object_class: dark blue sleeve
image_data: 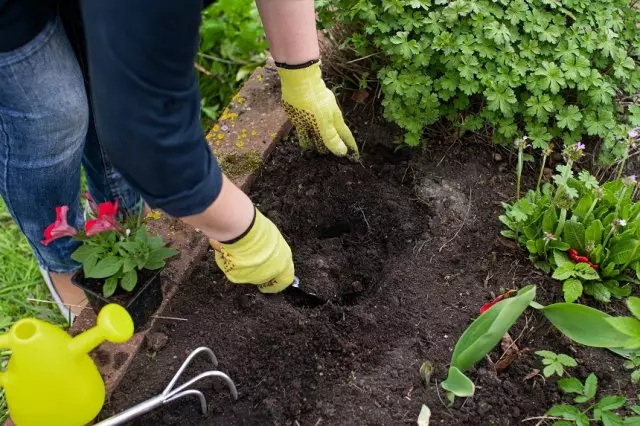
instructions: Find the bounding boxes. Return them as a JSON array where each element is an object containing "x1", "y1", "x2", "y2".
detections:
[{"x1": 80, "y1": 0, "x2": 222, "y2": 217}]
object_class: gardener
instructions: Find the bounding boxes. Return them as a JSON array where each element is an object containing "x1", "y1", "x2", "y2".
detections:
[{"x1": 0, "y1": 0, "x2": 358, "y2": 321}]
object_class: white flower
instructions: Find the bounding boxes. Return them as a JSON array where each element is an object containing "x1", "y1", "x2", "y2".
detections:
[
  {"x1": 126, "y1": 228, "x2": 131, "y2": 237},
  {"x1": 614, "y1": 219, "x2": 627, "y2": 228}
]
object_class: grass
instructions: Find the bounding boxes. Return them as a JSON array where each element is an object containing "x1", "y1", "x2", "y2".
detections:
[{"x1": 0, "y1": 198, "x2": 64, "y2": 423}]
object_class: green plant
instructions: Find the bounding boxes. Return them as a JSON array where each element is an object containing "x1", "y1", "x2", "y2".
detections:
[
  {"x1": 606, "y1": 297, "x2": 640, "y2": 351},
  {"x1": 441, "y1": 286, "x2": 633, "y2": 402},
  {"x1": 536, "y1": 350, "x2": 577, "y2": 378},
  {"x1": 317, "y1": 0, "x2": 640, "y2": 164},
  {"x1": 546, "y1": 374, "x2": 640, "y2": 425},
  {"x1": 197, "y1": 0, "x2": 267, "y2": 127},
  {"x1": 41, "y1": 197, "x2": 178, "y2": 297},
  {"x1": 623, "y1": 354, "x2": 640, "y2": 384},
  {"x1": 501, "y1": 143, "x2": 640, "y2": 303}
]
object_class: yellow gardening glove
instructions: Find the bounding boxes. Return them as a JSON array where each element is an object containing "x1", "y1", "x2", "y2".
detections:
[
  {"x1": 211, "y1": 209, "x2": 294, "y2": 293},
  {"x1": 277, "y1": 61, "x2": 359, "y2": 158}
]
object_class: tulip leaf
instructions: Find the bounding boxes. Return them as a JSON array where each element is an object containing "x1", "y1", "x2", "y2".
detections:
[
  {"x1": 605, "y1": 317, "x2": 640, "y2": 338},
  {"x1": 450, "y1": 285, "x2": 536, "y2": 372},
  {"x1": 541, "y1": 303, "x2": 629, "y2": 347},
  {"x1": 441, "y1": 366, "x2": 475, "y2": 398}
]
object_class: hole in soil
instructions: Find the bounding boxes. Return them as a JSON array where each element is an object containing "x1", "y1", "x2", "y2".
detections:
[
  {"x1": 335, "y1": 275, "x2": 371, "y2": 306},
  {"x1": 319, "y1": 219, "x2": 352, "y2": 239}
]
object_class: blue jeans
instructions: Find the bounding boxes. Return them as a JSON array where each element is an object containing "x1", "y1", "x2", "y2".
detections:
[{"x1": 0, "y1": 15, "x2": 141, "y2": 273}]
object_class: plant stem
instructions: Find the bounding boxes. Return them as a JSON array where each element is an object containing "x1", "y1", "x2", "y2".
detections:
[
  {"x1": 516, "y1": 145, "x2": 524, "y2": 200},
  {"x1": 554, "y1": 208, "x2": 567, "y2": 237},
  {"x1": 602, "y1": 226, "x2": 616, "y2": 249},
  {"x1": 536, "y1": 151, "x2": 548, "y2": 195},
  {"x1": 616, "y1": 152, "x2": 628, "y2": 181}
]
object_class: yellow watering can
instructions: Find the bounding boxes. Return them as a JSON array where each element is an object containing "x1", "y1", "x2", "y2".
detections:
[{"x1": 0, "y1": 304, "x2": 134, "y2": 426}]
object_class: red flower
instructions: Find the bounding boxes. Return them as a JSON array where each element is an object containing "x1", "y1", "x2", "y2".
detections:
[
  {"x1": 84, "y1": 200, "x2": 122, "y2": 237},
  {"x1": 480, "y1": 290, "x2": 517, "y2": 314},
  {"x1": 41, "y1": 206, "x2": 78, "y2": 246}
]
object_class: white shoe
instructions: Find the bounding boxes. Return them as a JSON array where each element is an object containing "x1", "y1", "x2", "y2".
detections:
[{"x1": 40, "y1": 268, "x2": 76, "y2": 324}]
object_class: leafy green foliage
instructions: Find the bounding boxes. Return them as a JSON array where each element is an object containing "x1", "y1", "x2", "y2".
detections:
[
  {"x1": 501, "y1": 145, "x2": 640, "y2": 303},
  {"x1": 72, "y1": 222, "x2": 177, "y2": 298},
  {"x1": 197, "y1": 0, "x2": 267, "y2": 127},
  {"x1": 536, "y1": 350, "x2": 577, "y2": 378},
  {"x1": 606, "y1": 297, "x2": 640, "y2": 351},
  {"x1": 547, "y1": 373, "x2": 640, "y2": 425},
  {"x1": 623, "y1": 353, "x2": 640, "y2": 384},
  {"x1": 317, "y1": 0, "x2": 640, "y2": 163}
]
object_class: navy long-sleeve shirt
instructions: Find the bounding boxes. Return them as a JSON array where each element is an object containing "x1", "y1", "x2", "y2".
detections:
[{"x1": 0, "y1": 0, "x2": 223, "y2": 217}]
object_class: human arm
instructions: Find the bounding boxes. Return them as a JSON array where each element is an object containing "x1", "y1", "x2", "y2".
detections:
[
  {"x1": 255, "y1": 0, "x2": 359, "y2": 158},
  {"x1": 80, "y1": 0, "x2": 293, "y2": 290}
]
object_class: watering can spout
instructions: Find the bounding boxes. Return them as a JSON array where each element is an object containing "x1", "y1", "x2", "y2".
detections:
[{"x1": 69, "y1": 304, "x2": 134, "y2": 357}]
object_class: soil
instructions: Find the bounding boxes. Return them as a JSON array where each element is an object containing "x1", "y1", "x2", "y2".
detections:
[{"x1": 104, "y1": 115, "x2": 638, "y2": 425}]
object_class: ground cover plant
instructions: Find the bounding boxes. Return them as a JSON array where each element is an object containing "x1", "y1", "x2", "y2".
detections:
[
  {"x1": 317, "y1": 0, "x2": 640, "y2": 164},
  {"x1": 501, "y1": 137, "x2": 640, "y2": 303}
]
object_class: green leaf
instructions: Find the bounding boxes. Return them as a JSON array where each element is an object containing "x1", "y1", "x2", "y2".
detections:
[
  {"x1": 632, "y1": 370, "x2": 640, "y2": 384},
  {"x1": 574, "y1": 373, "x2": 597, "y2": 403},
  {"x1": 584, "y1": 282, "x2": 612, "y2": 303},
  {"x1": 449, "y1": 286, "x2": 536, "y2": 372},
  {"x1": 554, "y1": 250, "x2": 574, "y2": 269},
  {"x1": 557, "y1": 354, "x2": 577, "y2": 367},
  {"x1": 601, "y1": 411, "x2": 623, "y2": 426},
  {"x1": 557, "y1": 377, "x2": 583, "y2": 394},
  {"x1": 563, "y1": 221, "x2": 585, "y2": 253},
  {"x1": 609, "y1": 239, "x2": 639, "y2": 265},
  {"x1": 71, "y1": 244, "x2": 98, "y2": 263},
  {"x1": 605, "y1": 317, "x2": 640, "y2": 338},
  {"x1": 585, "y1": 220, "x2": 604, "y2": 245},
  {"x1": 543, "y1": 364, "x2": 559, "y2": 377},
  {"x1": 603, "y1": 281, "x2": 632, "y2": 299},
  {"x1": 103, "y1": 276, "x2": 119, "y2": 298},
  {"x1": 86, "y1": 256, "x2": 123, "y2": 279},
  {"x1": 553, "y1": 267, "x2": 575, "y2": 280},
  {"x1": 574, "y1": 263, "x2": 600, "y2": 280},
  {"x1": 441, "y1": 366, "x2": 475, "y2": 398},
  {"x1": 623, "y1": 416, "x2": 640, "y2": 426},
  {"x1": 563, "y1": 279, "x2": 583, "y2": 303},
  {"x1": 541, "y1": 303, "x2": 630, "y2": 347},
  {"x1": 547, "y1": 404, "x2": 589, "y2": 426},
  {"x1": 556, "y1": 105, "x2": 582, "y2": 131},
  {"x1": 122, "y1": 257, "x2": 136, "y2": 273},
  {"x1": 120, "y1": 269, "x2": 138, "y2": 292},
  {"x1": 535, "y1": 350, "x2": 557, "y2": 359},
  {"x1": 631, "y1": 406, "x2": 640, "y2": 415},
  {"x1": 543, "y1": 207, "x2": 558, "y2": 233},
  {"x1": 628, "y1": 297, "x2": 640, "y2": 320},
  {"x1": 595, "y1": 395, "x2": 627, "y2": 411}
]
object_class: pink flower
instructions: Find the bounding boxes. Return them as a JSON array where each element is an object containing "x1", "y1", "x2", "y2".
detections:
[
  {"x1": 84, "y1": 200, "x2": 123, "y2": 237},
  {"x1": 41, "y1": 206, "x2": 78, "y2": 246}
]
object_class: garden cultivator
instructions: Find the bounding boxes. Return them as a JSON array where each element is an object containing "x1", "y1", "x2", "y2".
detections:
[{"x1": 96, "y1": 347, "x2": 238, "y2": 425}]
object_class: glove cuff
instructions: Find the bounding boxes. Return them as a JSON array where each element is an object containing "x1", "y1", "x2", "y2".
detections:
[
  {"x1": 219, "y1": 207, "x2": 257, "y2": 244},
  {"x1": 274, "y1": 58, "x2": 320, "y2": 70}
]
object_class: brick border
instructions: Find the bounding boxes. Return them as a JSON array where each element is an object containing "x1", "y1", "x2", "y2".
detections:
[{"x1": 69, "y1": 62, "x2": 291, "y2": 396}]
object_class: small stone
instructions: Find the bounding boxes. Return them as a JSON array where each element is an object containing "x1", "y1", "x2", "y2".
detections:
[
  {"x1": 493, "y1": 152, "x2": 503, "y2": 161},
  {"x1": 498, "y1": 164, "x2": 508, "y2": 173},
  {"x1": 350, "y1": 280, "x2": 364, "y2": 292},
  {"x1": 146, "y1": 332, "x2": 169, "y2": 351},
  {"x1": 477, "y1": 401, "x2": 492, "y2": 415},
  {"x1": 390, "y1": 296, "x2": 400, "y2": 306}
]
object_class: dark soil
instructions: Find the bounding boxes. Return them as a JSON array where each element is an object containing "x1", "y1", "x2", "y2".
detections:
[{"x1": 104, "y1": 116, "x2": 638, "y2": 425}]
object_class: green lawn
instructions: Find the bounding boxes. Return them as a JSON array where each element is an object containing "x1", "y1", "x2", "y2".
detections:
[{"x1": 0, "y1": 199, "x2": 63, "y2": 423}]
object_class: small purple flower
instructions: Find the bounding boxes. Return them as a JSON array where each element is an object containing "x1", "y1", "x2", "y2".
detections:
[
  {"x1": 614, "y1": 219, "x2": 627, "y2": 228},
  {"x1": 574, "y1": 142, "x2": 586, "y2": 151},
  {"x1": 622, "y1": 175, "x2": 637, "y2": 186},
  {"x1": 628, "y1": 128, "x2": 640, "y2": 139}
]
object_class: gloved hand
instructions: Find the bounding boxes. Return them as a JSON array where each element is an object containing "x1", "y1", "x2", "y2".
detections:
[
  {"x1": 211, "y1": 208, "x2": 294, "y2": 293},
  {"x1": 277, "y1": 60, "x2": 359, "y2": 158}
]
